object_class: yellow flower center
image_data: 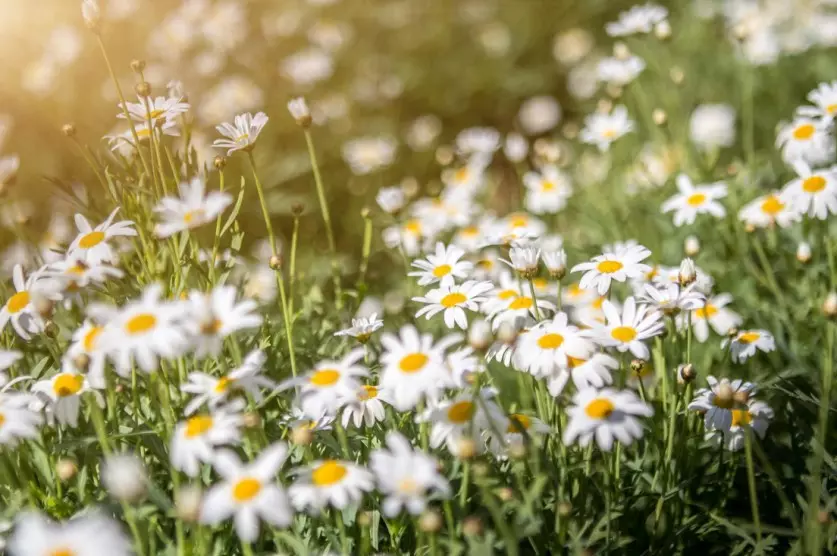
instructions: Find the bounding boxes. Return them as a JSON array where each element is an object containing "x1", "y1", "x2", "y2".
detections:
[
  {"x1": 358, "y1": 385, "x2": 378, "y2": 400},
  {"x1": 232, "y1": 477, "x2": 262, "y2": 502},
  {"x1": 537, "y1": 333, "x2": 564, "y2": 349},
  {"x1": 533, "y1": 277, "x2": 548, "y2": 290},
  {"x1": 214, "y1": 377, "x2": 233, "y2": 394},
  {"x1": 405, "y1": 220, "x2": 421, "y2": 235},
  {"x1": 760, "y1": 195, "x2": 784, "y2": 215},
  {"x1": 67, "y1": 265, "x2": 86, "y2": 276},
  {"x1": 737, "y1": 332, "x2": 760, "y2": 344},
  {"x1": 687, "y1": 193, "x2": 707, "y2": 206},
  {"x1": 148, "y1": 108, "x2": 165, "y2": 119},
  {"x1": 542, "y1": 181, "x2": 555, "y2": 191},
  {"x1": 432, "y1": 264, "x2": 452, "y2": 278},
  {"x1": 567, "y1": 355, "x2": 586, "y2": 368},
  {"x1": 802, "y1": 175, "x2": 826, "y2": 193},
  {"x1": 454, "y1": 168, "x2": 469, "y2": 182},
  {"x1": 509, "y1": 296, "x2": 533, "y2": 310},
  {"x1": 185, "y1": 415, "x2": 213, "y2": 437},
  {"x1": 125, "y1": 313, "x2": 157, "y2": 335},
  {"x1": 312, "y1": 460, "x2": 347, "y2": 486},
  {"x1": 397, "y1": 478, "x2": 420, "y2": 494},
  {"x1": 510, "y1": 214, "x2": 529, "y2": 227},
  {"x1": 53, "y1": 374, "x2": 84, "y2": 397},
  {"x1": 611, "y1": 326, "x2": 637, "y2": 342},
  {"x1": 585, "y1": 398, "x2": 615, "y2": 419},
  {"x1": 596, "y1": 260, "x2": 623, "y2": 274},
  {"x1": 49, "y1": 548, "x2": 75, "y2": 556},
  {"x1": 731, "y1": 409, "x2": 752, "y2": 427},
  {"x1": 310, "y1": 369, "x2": 341, "y2": 387},
  {"x1": 235, "y1": 133, "x2": 250, "y2": 143},
  {"x1": 446, "y1": 400, "x2": 475, "y2": 424},
  {"x1": 694, "y1": 304, "x2": 718, "y2": 319},
  {"x1": 78, "y1": 231, "x2": 106, "y2": 249},
  {"x1": 713, "y1": 395, "x2": 734, "y2": 410},
  {"x1": 602, "y1": 128, "x2": 617, "y2": 139},
  {"x1": 793, "y1": 123, "x2": 815, "y2": 140},
  {"x1": 0, "y1": 413, "x2": 5, "y2": 427},
  {"x1": 7, "y1": 291, "x2": 30, "y2": 314},
  {"x1": 497, "y1": 289, "x2": 518, "y2": 300},
  {"x1": 507, "y1": 413, "x2": 531, "y2": 433},
  {"x1": 83, "y1": 326, "x2": 103, "y2": 352},
  {"x1": 399, "y1": 353, "x2": 428, "y2": 373},
  {"x1": 183, "y1": 209, "x2": 206, "y2": 224},
  {"x1": 827, "y1": 104, "x2": 837, "y2": 114},
  {"x1": 441, "y1": 292, "x2": 467, "y2": 307}
]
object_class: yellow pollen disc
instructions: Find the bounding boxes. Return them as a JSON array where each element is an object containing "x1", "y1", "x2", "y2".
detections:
[
  {"x1": 149, "y1": 109, "x2": 165, "y2": 119},
  {"x1": 454, "y1": 168, "x2": 469, "y2": 181},
  {"x1": 399, "y1": 353, "x2": 428, "y2": 373},
  {"x1": 793, "y1": 123, "x2": 815, "y2": 140},
  {"x1": 185, "y1": 415, "x2": 213, "y2": 437},
  {"x1": 7, "y1": 291, "x2": 30, "y2": 314},
  {"x1": 533, "y1": 277, "x2": 548, "y2": 289},
  {"x1": 731, "y1": 409, "x2": 752, "y2": 427},
  {"x1": 567, "y1": 283, "x2": 583, "y2": 297},
  {"x1": 432, "y1": 264, "x2": 452, "y2": 278},
  {"x1": 358, "y1": 385, "x2": 378, "y2": 400},
  {"x1": 686, "y1": 193, "x2": 706, "y2": 206},
  {"x1": 446, "y1": 400, "x2": 475, "y2": 424},
  {"x1": 537, "y1": 333, "x2": 564, "y2": 349},
  {"x1": 53, "y1": 374, "x2": 84, "y2": 397},
  {"x1": 510, "y1": 214, "x2": 529, "y2": 227},
  {"x1": 405, "y1": 220, "x2": 421, "y2": 234},
  {"x1": 761, "y1": 195, "x2": 784, "y2": 215},
  {"x1": 477, "y1": 259, "x2": 494, "y2": 270},
  {"x1": 596, "y1": 260, "x2": 623, "y2": 274},
  {"x1": 214, "y1": 377, "x2": 234, "y2": 394},
  {"x1": 125, "y1": 313, "x2": 157, "y2": 335},
  {"x1": 441, "y1": 292, "x2": 467, "y2": 307},
  {"x1": 201, "y1": 319, "x2": 223, "y2": 335},
  {"x1": 83, "y1": 326, "x2": 103, "y2": 352},
  {"x1": 567, "y1": 355, "x2": 586, "y2": 368},
  {"x1": 312, "y1": 460, "x2": 347, "y2": 486},
  {"x1": 737, "y1": 332, "x2": 760, "y2": 344},
  {"x1": 235, "y1": 133, "x2": 250, "y2": 142},
  {"x1": 542, "y1": 181, "x2": 555, "y2": 191},
  {"x1": 694, "y1": 304, "x2": 718, "y2": 319},
  {"x1": 713, "y1": 395, "x2": 734, "y2": 410},
  {"x1": 232, "y1": 477, "x2": 262, "y2": 502},
  {"x1": 646, "y1": 266, "x2": 659, "y2": 280},
  {"x1": 509, "y1": 296, "x2": 533, "y2": 310},
  {"x1": 802, "y1": 175, "x2": 826, "y2": 193},
  {"x1": 828, "y1": 104, "x2": 837, "y2": 114},
  {"x1": 498, "y1": 289, "x2": 518, "y2": 300},
  {"x1": 78, "y1": 231, "x2": 105, "y2": 249},
  {"x1": 0, "y1": 413, "x2": 5, "y2": 427},
  {"x1": 310, "y1": 369, "x2": 341, "y2": 387},
  {"x1": 397, "y1": 478, "x2": 420, "y2": 494},
  {"x1": 462, "y1": 226, "x2": 479, "y2": 236},
  {"x1": 611, "y1": 326, "x2": 637, "y2": 342},
  {"x1": 67, "y1": 265, "x2": 85, "y2": 276},
  {"x1": 507, "y1": 414, "x2": 531, "y2": 433},
  {"x1": 602, "y1": 128, "x2": 617, "y2": 139},
  {"x1": 136, "y1": 127, "x2": 151, "y2": 139},
  {"x1": 183, "y1": 210, "x2": 202, "y2": 224},
  {"x1": 585, "y1": 398, "x2": 615, "y2": 419},
  {"x1": 49, "y1": 548, "x2": 75, "y2": 556},
  {"x1": 592, "y1": 297, "x2": 605, "y2": 309}
]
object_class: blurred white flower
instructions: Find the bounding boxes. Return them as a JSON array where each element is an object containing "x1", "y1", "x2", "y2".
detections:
[
  {"x1": 689, "y1": 104, "x2": 736, "y2": 150},
  {"x1": 518, "y1": 96, "x2": 562, "y2": 135}
]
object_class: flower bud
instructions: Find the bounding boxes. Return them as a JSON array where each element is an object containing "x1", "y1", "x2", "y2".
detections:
[
  {"x1": 287, "y1": 97, "x2": 312, "y2": 127},
  {"x1": 468, "y1": 319, "x2": 493, "y2": 351},
  {"x1": 134, "y1": 82, "x2": 151, "y2": 98},
  {"x1": 678, "y1": 258, "x2": 696, "y2": 287},
  {"x1": 496, "y1": 487, "x2": 514, "y2": 502},
  {"x1": 557, "y1": 501, "x2": 572, "y2": 517},
  {"x1": 357, "y1": 511, "x2": 373, "y2": 527},
  {"x1": 715, "y1": 383, "x2": 734, "y2": 409},
  {"x1": 684, "y1": 235, "x2": 700, "y2": 256},
  {"x1": 823, "y1": 292, "x2": 837, "y2": 318},
  {"x1": 269, "y1": 255, "x2": 282, "y2": 270},
  {"x1": 62, "y1": 124, "x2": 77, "y2": 138},
  {"x1": 56, "y1": 459, "x2": 78, "y2": 482},
  {"x1": 290, "y1": 426, "x2": 313, "y2": 446},
  {"x1": 652, "y1": 109, "x2": 667, "y2": 125},
  {"x1": 73, "y1": 354, "x2": 91, "y2": 372},
  {"x1": 419, "y1": 510, "x2": 443, "y2": 533},
  {"x1": 81, "y1": 0, "x2": 101, "y2": 31},
  {"x1": 102, "y1": 453, "x2": 147, "y2": 503},
  {"x1": 496, "y1": 322, "x2": 518, "y2": 345},
  {"x1": 670, "y1": 67, "x2": 685, "y2": 85},
  {"x1": 213, "y1": 155, "x2": 227, "y2": 170},
  {"x1": 613, "y1": 42, "x2": 631, "y2": 60},
  {"x1": 455, "y1": 438, "x2": 477, "y2": 460},
  {"x1": 130, "y1": 59, "x2": 146, "y2": 73},
  {"x1": 435, "y1": 145, "x2": 454, "y2": 166},
  {"x1": 360, "y1": 207, "x2": 371, "y2": 219},
  {"x1": 462, "y1": 516, "x2": 483, "y2": 537},
  {"x1": 544, "y1": 249, "x2": 567, "y2": 279},
  {"x1": 676, "y1": 363, "x2": 696, "y2": 385},
  {"x1": 242, "y1": 412, "x2": 261, "y2": 428},
  {"x1": 43, "y1": 320, "x2": 59, "y2": 339},
  {"x1": 630, "y1": 359, "x2": 646, "y2": 374},
  {"x1": 797, "y1": 242, "x2": 811, "y2": 263},
  {"x1": 291, "y1": 203, "x2": 305, "y2": 216},
  {"x1": 175, "y1": 485, "x2": 203, "y2": 522},
  {"x1": 654, "y1": 20, "x2": 671, "y2": 40}
]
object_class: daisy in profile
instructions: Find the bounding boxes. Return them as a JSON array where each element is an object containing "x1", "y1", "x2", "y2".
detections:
[
  {"x1": 290, "y1": 459, "x2": 375, "y2": 512},
  {"x1": 490, "y1": 212, "x2": 546, "y2": 244},
  {"x1": 200, "y1": 443, "x2": 293, "y2": 542},
  {"x1": 379, "y1": 325, "x2": 461, "y2": 411},
  {"x1": 67, "y1": 207, "x2": 137, "y2": 265},
  {"x1": 639, "y1": 282, "x2": 705, "y2": 316},
  {"x1": 213, "y1": 112, "x2": 269, "y2": 154},
  {"x1": 502, "y1": 245, "x2": 541, "y2": 278},
  {"x1": 334, "y1": 313, "x2": 383, "y2": 344},
  {"x1": 421, "y1": 389, "x2": 507, "y2": 455},
  {"x1": 7, "y1": 511, "x2": 131, "y2": 556},
  {"x1": 182, "y1": 350, "x2": 274, "y2": 415},
  {"x1": 581, "y1": 104, "x2": 634, "y2": 151},
  {"x1": 563, "y1": 387, "x2": 653, "y2": 451},
  {"x1": 413, "y1": 280, "x2": 493, "y2": 329},
  {"x1": 677, "y1": 293, "x2": 741, "y2": 342},
  {"x1": 370, "y1": 431, "x2": 451, "y2": 516},
  {"x1": 605, "y1": 3, "x2": 668, "y2": 36},
  {"x1": 283, "y1": 406, "x2": 334, "y2": 433},
  {"x1": 0, "y1": 264, "x2": 62, "y2": 340},
  {"x1": 780, "y1": 161, "x2": 837, "y2": 220},
  {"x1": 338, "y1": 383, "x2": 391, "y2": 428},
  {"x1": 47, "y1": 257, "x2": 123, "y2": 305},
  {"x1": 546, "y1": 351, "x2": 617, "y2": 397},
  {"x1": 776, "y1": 116, "x2": 834, "y2": 165},
  {"x1": 118, "y1": 94, "x2": 189, "y2": 125},
  {"x1": 0, "y1": 387, "x2": 43, "y2": 446},
  {"x1": 588, "y1": 297, "x2": 664, "y2": 359},
  {"x1": 154, "y1": 176, "x2": 233, "y2": 238},
  {"x1": 489, "y1": 292, "x2": 555, "y2": 331},
  {"x1": 798, "y1": 81, "x2": 837, "y2": 122},
  {"x1": 723, "y1": 329, "x2": 775, "y2": 363},
  {"x1": 183, "y1": 285, "x2": 262, "y2": 358},
  {"x1": 513, "y1": 312, "x2": 596, "y2": 378},
  {"x1": 705, "y1": 399, "x2": 773, "y2": 451},
  {"x1": 91, "y1": 283, "x2": 191, "y2": 375},
  {"x1": 523, "y1": 165, "x2": 572, "y2": 214},
  {"x1": 409, "y1": 243, "x2": 472, "y2": 287},
  {"x1": 688, "y1": 376, "x2": 756, "y2": 431},
  {"x1": 661, "y1": 174, "x2": 727, "y2": 227},
  {"x1": 596, "y1": 56, "x2": 646, "y2": 87},
  {"x1": 31, "y1": 368, "x2": 94, "y2": 428},
  {"x1": 571, "y1": 244, "x2": 651, "y2": 295},
  {"x1": 738, "y1": 190, "x2": 801, "y2": 228},
  {"x1": 171, "y1": 401, "x2": 244, "y2": 477},
  {"x1": 489, "y1": 412, "x2": 551, "y2": 456},
  {"x1": 282, "y1": 349, "x2": 367, "y2": 419}
]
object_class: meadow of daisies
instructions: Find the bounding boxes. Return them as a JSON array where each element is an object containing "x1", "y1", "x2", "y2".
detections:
[{"x1": 2, "y1": 0, "x2": 837, "y2": 554}]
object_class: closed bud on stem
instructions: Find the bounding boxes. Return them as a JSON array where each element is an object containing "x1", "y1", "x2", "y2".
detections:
[
  {"x1": 62, "y1": 123, "x2": 77, "y2": 137},
  {"x1": 797, "y1": 242, "x2": 811, "y2": 263},
  {"x1": 818, "y1": 509, "x2": 832, "y2": 525},
  {"x1": 360, "y1": 206, "x2": 370, "y2": 219},
  {"x1": 134, "y1": 82, "x2": 151, "y2": 97},
  {"x1": 357, "y1": 511, "x2": 373, "y2": 527},
  {"x1": 630, "y1": 359, "x2": 646, "y2": 374},
  {"x1": 654, "y1": 20, "x2": 671, "y2": 40},
  {"x1": 290, "y1": 426, "x2": 313, "y2": 446},
  {"x1": 419, "y1": 510, "x2": 442, "y2": 533},
  {"x1": 56, "y1": 459, "x2": 78, "y2": 482},
  {"x1": 496, "y1": 322, "x2": 518, "y2": 345},
  {"x1": 715, "y1": 383, "x2": 734, "y2": 408},
  {"x1": 557, "y1": 501, "x2": 572, "y2": 517},
  {"x1": 43, "y1": 320, "x2": 59, "y2": 338},
  {"x1": 291, "y1": 203, "x2": 305, "y2": 217},
  {"x1": 670, "y1": 67, "x2": 685, "y2": 85},
  {"x1": 242, "y1": 412, "x2": 261, "y2": 428},
  {"x1": 213, "y1": 155, "x2": 227, "y2": 170},
  {"x1": 455, "y1": 438, "x2": 477, "y2": 460},
  {"x1": 73, "y1": 354, "x2": 91, "y2": 372},
  {"x1": 35, "y1": 298, "x2": 55, "y2": 319},
  {"x1": 496, "y1": 487, "x2": 514, "y2": 502},
  {"x1": 727, "y1": 327, "x2": 739, "y2": 339},
  {"x1": 472, "y1": 462, "x2": 489, "y2": 478},
  {"x1": 652, "y1": 109, "x2": 667, "y2": 125},
  {"x1": 269, "y1": 255, "x2": 283, "y2": 270},
  {"x1": 823, "y1": 292, "x2": 837, "y2": 317},
  {"x1": 468, "y1": 319, "x2": 493, "y2": 351},
  {"x1": 677, "y1": 363, "x2": 696, "y2": 385},
  {"x1": 287, "y1": 97, "x2": 312, "y2": 128},
  {"x1": 175, "y1": 485, "x2": 203, "y2": 523},
  {"x1": 102, "y1": 453, "x2": 147, "y2": 503},
  {"x1": 130, "y1": 59, "x2": 146, "y2": 73},
  {"x1": 613, "y1": 41, "x2": 630, "y2": 60},
  {"x1": 463, "y1": 516, "x2": 483, "y2": 537},
  {"x1": 81, "y1": 0, "x2": 101, "y2": 31},
  {"x1": 678, "y1": 258, "x2": 696, "y2": 287},
  {"x1": 684, "y1": 235, "x2": 700, "y2": 256}
]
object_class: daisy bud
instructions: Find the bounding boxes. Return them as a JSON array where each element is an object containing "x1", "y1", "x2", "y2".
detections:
[
  {"x1": 678, "y1": 258, "x2": 696, "y2": 287},
  {"x1": 715, "y1": 383, "x2": 734, "y2": 409},
  {"x1": 73, "y1": 354, "x2": 91, "y2": 372},
  {"x1": 269, "y1": 255, "x2": 283, "y2": 270},
  {"x1": 727, "y1": 327, "x2": 739, "y2": 339},
  {"x1": 797, "y1": 242, "x2": 812, "y2": 264},
  {"x1": 504, "y1": 132, "x2": 529, "y2": 163},
  {"x1": 654, "y1": 20, "x2": 672, "y2": 40},
  {"x1": 630, "y1": 359, "x2": 646, "y2": 374},
  {"x1": 376, "y1": 186, "x2": 407, "y2": 215},
  {"x1": 543, "y1": 249, "x2": 567, "y2": 279},
  {"x1": 291, "y1": 203, "x2": 305, "y2": 216},
  {"x1": 468, "y1": 319, "x2": 493, "y2": 351},
  {"x1": 81, "y1": 0, "x2": 101, "y2": 31},
  {"x1": 652, "y1": 109, "x2": 667, "y2": 126},
  {"x1": 56, "y1": 459, "x2": 78, "y2": 482},
  {"x1": 455, "y1": 438, "x2": 477, "y2": 460},
  {"x1": 134, "y1": 82, "x2": 151, "y2": 97},
  {"x1": 291, "y1": 426, "x2": 313, "y2": 446},
  {"x1": 676, "y1": 363, "x2": 696, "y2": 385},
  {"x1": 822, "y1": 292, "x2": 837, "y2": 317},
  {"x1": 114, "y1": 383, "x2": 124, "y2": 394},
  {"x1": 43, "y1": 320, "x2": 59, "y2": 339},
  {"x1": 130, "y1": 59, "x2": 146, "y2": 73},
  {"x1": 357, "y1": 511, "x2": 373, "y2": 527},
  {"x1": 557, "y1": 501, "x2": 572, "y2": 517},
  {"x1": 496, "y1": 322, "x2": 518, "y2": 345},
  {"x1": 613, "y1": 41, "x2": 631, "y2": 60},
  {"x1": 507, "y1": 246, "x2": 541, "y2": 279},
  {"x1": 360, "y1": 207, "x2": 370, "y2": 219},
  {"x1": 419, "y1": 511, "x2": 443, "y2": 533},
  {"x1": 213, "y1": 155, "x2": 227, "y2": 170},
  {"x1": 463, "y1": 516, "x2": 483, "y2": 537},
  {"x1": 493, "y1": 487, "x2": 513, "y2": 502},
  {"x1": 287, "y1": 97, "x2": 312, "y2": 127},
  {"x1": 670, "y1": 67, "x2": 685, "y2": 85},
  {"x1": 818, "y1": 509, "x2": 832, "y2": 525},
  {"x1": 102, "y1": 453, "x2": 147, "y2": 503},
  {"x1": 62, "y1": 123, "x2": 77, "y2": 137},
  {"x1": 243, "y1": 412, "x2": 261, "y2": 428},
  {"x1": 35, "y1": 297, "x2": 55, "y2": 319},
  {"x1": 175, "y1": 485, "x2": 203, "y2": 523},
  {"x1": 684, "y1": 235, "x2": 700, "y2": 256}
]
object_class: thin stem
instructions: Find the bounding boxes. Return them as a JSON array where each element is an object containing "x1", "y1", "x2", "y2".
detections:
[
  {"x1": 276, "y1": 271, "x2": 298, "y2": 378},
  {"x1": 744, "y1": 432, "x2": 762, "y2": 545},
  {"x1": 528, "y1": 278, "x2": 542, "y2": 321},
  {"x1": 246, "y1": 151, "x2": 277, "y2": 254},
  {"x1": 289, "y1": 214, "x2": 300, "y2": 315},
  {"x1": 808, "y1": 322, "x2": 834, "y2": 552}
]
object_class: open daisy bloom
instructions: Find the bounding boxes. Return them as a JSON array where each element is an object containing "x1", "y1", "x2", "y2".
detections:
[
  {"x1": 67, "y1": 207, "x2": 137, "y2": 266},
  {"x1": 571, "y1": 244, "x2": 652, "y2": 296},
  {"x1": 409, "y1": 242, "x2": 473, "y2": 287},
  {"x1": 413, "y1": 280, "x2": 493, "y2": 329},
  {"x1": 688, "y1": 376, "x2": 757, "y2": 431},
  {"x1": 420, "y1": 389, "x2": 506, "y2": 455},
  {"x1": 605, "y1": 3, "x2": 668, "y2": 36},
  {"x1": 182, "y1": 350, "x2": 275, "y2": 415},
  {"x1": 338, "y1": 383, "x2": 391, "y2": 428},
  {"x1": 523, "y1": 165, "x2": 573, "y2": 214},
  {"x1": 738, "y1": 190, "x2": 801, "y2": 229},
  {"x1": 183, "y1": 285, "x2": 263, "y2": 358},
  {"x1": 171, "y1": 401, "x2": 244, "y2": 477},
  {"x1": 661, "y1": 174, "x2": 727, "y2": 227},
  {"x1": 677, "y1": 293, "x2": 742, "y2": 343},
  {"x1": 289, "y1": 459, "x2": 374, "y2": 512},
  {"x1": 512, "y1": 311, "x2": 597, "y2": 378},
  {"x1": 781, "y1": 160, "x2": 837, "y2": 220},
  {"x1": 334, "y1": 313, "x2": 384, "y2": 343},
  {"x1": 723, "y1": 329, "x2": 776, "y2": 363},
  {"x1": 588, "y1": 296, "x2": 664, "y2": 359},
  {"x1": 579, "y1": 105, "x2": 634, "y2": 151},
  {"x1": 31, "y1": 369, "x2": 95, "y2": 428},
  {"x1": 154, "y1": 177, "x2": 233, "y2": 238},
  {"x1": 563, "y1": 387, "x2": 653, "y2": 451},
  {"x1": 118, "y1": 94, "x2": 189, "y2": 125},
  {"x1": 0, "y1": 264, "x2": 62, "y2": 340},
  {"x1": 8, "y1": 511, "x2": 132, "y2": 556},
  {"x1": 704, "y1": 399, "x2": 774, "y2": 452},
  {"x1": 282, "y1": 349, "x2": 368, "y2": 419},
  {"x1": 213, "y1": 112, "x2": 269, "y2": 155},
  {"x1": 775, "y1": 116, "x2": 834, "y2": 165}
]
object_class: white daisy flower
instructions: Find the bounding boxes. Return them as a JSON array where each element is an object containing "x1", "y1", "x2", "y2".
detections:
[
  {"x1": 605, "y1": 3, "x2": 668, "y2": 36},
  {"x1": 182, "y1": 350, "x2": 274, "y2": 415},
  {"x1": 0, "y1": 264, "x2": 63, "y2": 340},
  {"x1": 283, "y1": 406, "x2": 334, "y2": 433},
  {"x1": 338, "y1": 383, "x2": 391, "y2": 429},
  {"x1": 420, "y1": 389, "x2": 507, "y2": 455},
  {"x1": 47, "y1": 258, "x2": 123, "y2": 305},
  {"x1": 281, "y1": 349, "x2": 367, "y2": 419},
  {"x1": 546, "y1": 352, "x2": 617, "y2": 397},
  {"x1": 370, "y1": 431, "x2": 451, "y2": 517},
  {"x1": 523, "y1": 165, "x2": 572, "y2": 214},
  {"x1": 107, "y1": 121, "x2": 180, "y2": 152},
  {"x1": 489, "y1": 293, "x2": 556, "y2": 331},
  {"x1": 443, "y1": 153, "x2": 491, "y2": 191},
  {"x1": 413, "y1": 280, "x2": 494, "y2": 330},
  {"x1": 445, "y1": 346, "x2": 486, "y2": 388},
  {"x1": 376, "y1": 186, "x2": 407, "y2": 214},
  {"x1": 588, "y1": 297, "x2": 664, "y2": 359},
  {"x1": 563, "y1": 387, "x2": 653, "y2": 451},
  {"x1": 67, "y1": 207, "x2": 137, "y2": 265},
  {"x1": 781, "y1": 160, "x2": 837, "y2": 220},
  {"x1": 502, "y1": 245, "x2": 541, "y2": 277},
  {"x1": 596, "y1": 57, "x2": 646, "y2": 87},
  {"x1": 689, "y1": 104, "x2": 736, "y2": 151},
  {"x1": 0, "y1": 388, "x2": 43, "y2": 446},
  {"x1": 0, "y1": 349, "x2": 21, "y2": 387},
  {"x1": 455, "y1": 127, "x2": 501, "y2": 155},
  {"x1": 677, "y1": 293, "x2": 742, "y2": 343},
  {"x1": 626, "y1": 359, "x2": 656, "y2": 391},
  {"x1": 580, "y1": 105, "x2": 634, "y2": 151},
  {"x1": 776, "y1": 116, "x2": 834, "y2": 166},
  {"x1": 486, "y1": 212, "x2": 546, "y2": 246},
  {"x1": 171, "y1": 401, "x2": 244, "y2": 477},
  {"x1": 290, "y1": 459, "x2": 375, "y2": 512},
  {"x1": 738, "y1": 190, "x2": 801, "y2": 228},
  {"x1": 488, "y1": 412, "x2": 551, "y2": 456},
  {"x1": 688, "y1": 376, "x2": 756, "y2": 431},
  {"x1": 409, "y1": 243, "x2": 472, "y2": 287},
  {"x1": 154, "y1": 176, "x2": 233, "y2": 238},
  {"x1": 543, "y1": 249, "x2": 567, "y2": 277},
  {"x1": 723, "y1": 329, "x2": 775, "y2": 363},
  {"x1": 8, "y1": 511, "x2": 131, "y2": 556},
  {"x1": 561, "y1": 282, "x2": 599, "y2": 308},
  {"x1": 797, "y1": 81, "x2": 837, "y2": 122},
  {"x1": 200, "y1": 444, "x2": 293, "y2": 543},
  {"x1": 639, "y1": 282, "x2": 705, "y2": 316},
  {"x1": 661, "y1": 174, "x2": 727, "y2": 227},
  {"x1": 342, "y1": 136, "x2": 397, "y2": 175},
  {"x1": 183, "y1": 286, "x2": 262, "y2": 358},
  {"x1": 213, "y1": 112, "x2": 269, "y2": 155},
  {"x1": 334, "y1": 313, "x2": 384, "y2": 343},
  {"x1": 705, "y1": 399, "x2": 773, "y2": 451},
  {"x1": 31, "y1": 369, "x2": 94, "y2": 428},
  {"x1": 512, "y1": 312, "x2": 597, "y2": 378},
  {"x1": 571, "y1": 243, "x2": 652, "y2": 296},
  {"x1": 118, "y1": 94, "x2": 189, "y2": 125}
]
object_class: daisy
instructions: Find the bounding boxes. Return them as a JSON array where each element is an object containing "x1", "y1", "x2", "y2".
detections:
[
  {"x1": 489, "y1": 293, "x2": 556, "y2": 331},
  {"x1": 200, "y1": 444, "x2": 293, "y2": 542},
  {"x1": 413, "y1": 280, "x2": 493, "y2": 330},
  {"x1": 571, "y1": 244, "x2": 652, "y2": 295},
  {"x1": 639, "y1": 282, "x2": 705, "y2": 316},
  {"x1": 502, "y1": 245, "x2": 541, "y2": 278},
  {"x1": 445, "y1": 346, "x2": 486, "y2": 387},
  {"x1": 182, "y1": 286, "x2": 262, "y2": 358},
  {"x1": 522, "y1": 166, "x2": 572, "y2": 214},
  {"x1": 543, "y1": 249, "x2": 567, "y2": 278},
  {"x1": 605, "y1": 3, "x2": 668, "y2": 36},
  {"x1": 213, "y1": 112, "x2": 269, "y2": 155},
  {"x1": 107, "y1": 121, "x2": 180, "y2": 152},
  {"x1": 379, "y1": 325, "x2": 461, "y2": 411},
  {"x1": 376, "y1": 186, "x2": 407, "y2": 214},
  {"x1": 342, "y1": 136, "x2": 397, "y2": 175},
  {"x1": 47, "y1": 257, "x2": 123, "y2": 304},
  {"x1": 596, "y1": 56, "x2": 646, "y2": 87},
  {"x1": 409, "y1": 243, "x2": 472, "y2": 287},
  {"x1": 443, "y1": 153, "x2": 491, "y2": 191},
  {"x1": 723, "y1": 329, "x2": 775, "y2": 363},
  {"x1": 0, "y1": 349, "x2": 21, "y2": 387},
  {"x1": 561, "y1": 282, "x2": 599, "y2": 307},
  {"x1": 118, "y1": 94, "x2": 189, "y2": 125},
  {"x1": 182, "y1": 350, "x2": 274, "y2": 415},
  {"x1": 626, "y1": 359, "x2": 656, "y2": 390},
  {"x1": 31, "y1": 369, "x2": 93, "y2": 428},
  {"x1": 420, "y1": 389, "x2": 507, "y2": 455},
  {"x1": 0, "y1": 388, "x2": 43, "y2": 446},
  {"x1": 705, "y1": 399, "x2": 773, "y2": 451},
  {"x1": 334, "y1": 313, "x2": 383, "y2": 343},
  {"x1": 688, "y1": 376, "x2": 756, "y2": 431},
  {"x1": 290, "y1": 459, "x2": 375, "y2": 512},
  {"x1": 678, "y1": 293, "x2": 742, "y2": 342},
  {"x1": 738, "y1": 190, "x2": 801, "y2": 228},
  {"x1": 563, "y1": 387, "x2": 652, "y2": 450},
  {"x1": 0, "y1": 264, "x2": 62, "y2": 340},
  {"x1": 798, "y1": 81, "x2": 837, "y2": 122},
  {"x1": 781, "y1": 160, "x2": 837, "y2": 220},
  {"x1": 370, "y1": 431, "x2": 451, "y2": 517},
  {"x1": 776, "y1": 116, "x2": 834, "y2": 165},
  {"x1": 283, "y1": 406, "x2": 334, "y2": 433},
  {"x1": 154, "y1": 177, "x2": 233, "y2": 238},
  {"x1": 489, "y1": 412, "x2": 551, "y2": 456},
  {"x1": 513, "y1": 312, "x2": 597, "y2": 378},
  {"x1": 282, "y1": 349, "x2": 367, "y2": 419},
  {"x1": 455, "y1": 127, "x2": 501, "y2": 155},
  {"x1": 579, "y1": 105, "x2": 634, "y2": 151},
  {"x1": 91, "y1": 283, "x2": 191, "y2": 375},
  {"x1": 171, "y1": 401, "x2": 244, "y2": 477},
  {"x1": 338, "y1": 383, "x2": 391, "y2": 428},
  {"x1": 67, "y1": 207, "x2": 137, "y2": 265},
  {"x1": 588, "y1": 297, "x2": 664, "y2": 359},
  {"x1": 661, "y1": 174, "x2": 727, "y2": 227},
  {"x1": 546, "y1": 352, "x2": 617, "y2": 397},
  {"x1": 7, "y1": 511, "x2": 131, "y2": 556}
]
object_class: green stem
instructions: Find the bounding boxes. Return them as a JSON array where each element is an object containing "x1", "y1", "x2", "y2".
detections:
[
  {"x1": 246, "y1": 151, "x2": 277, "y2": 254},
  {"x1": 276, "y1": 271, "x2": 298, "y2": 378},
  {"x1": 744, "y1": 432, "x2": 762, "y2": 545},
  {"x1": 289, "y1": 214, "x2": 300, "y2": 315}
]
